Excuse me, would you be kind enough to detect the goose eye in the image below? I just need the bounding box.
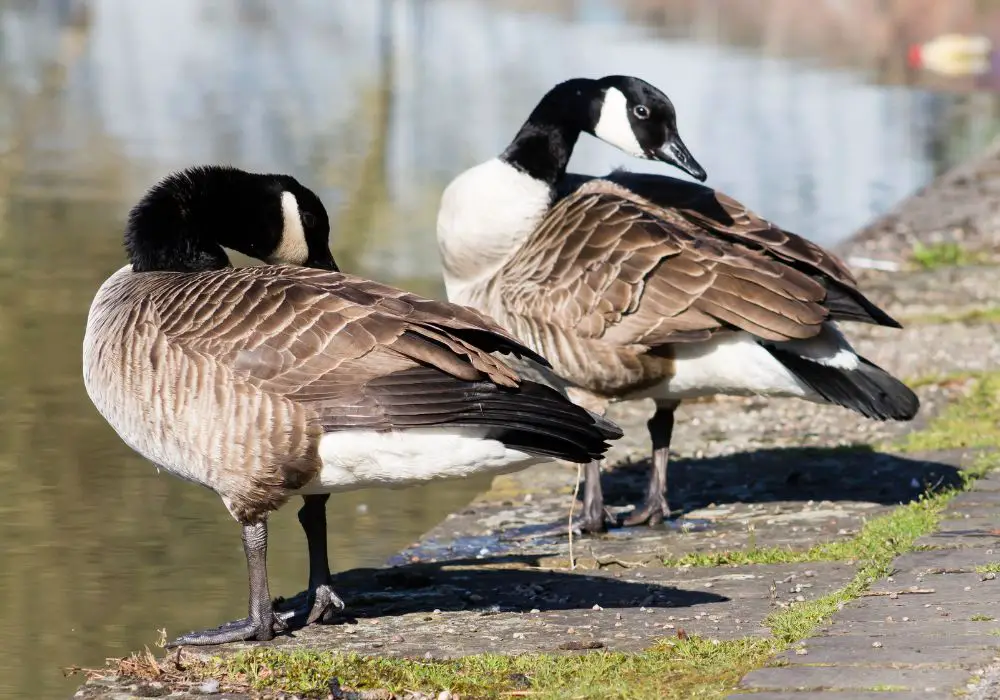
[633,105,650,120]
[301,212,317,228]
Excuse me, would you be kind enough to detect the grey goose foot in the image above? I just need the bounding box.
[165,610,290,647]
[274,580,347,625]
[306,583,346,624]
[620,492,671,527]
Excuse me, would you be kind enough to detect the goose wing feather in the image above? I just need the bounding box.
[143,265,549,431]
[499,182,832,348]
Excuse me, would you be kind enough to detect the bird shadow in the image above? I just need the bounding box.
[596,445,964,519]
[276,553,728,630]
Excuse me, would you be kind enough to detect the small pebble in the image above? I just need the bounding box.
[902,617,910,622]
[198,680,220,694]
[985,572,997,581]
[390,635,405,643]
[592,604,603,611]
[433,609,442,614]
[513,632,525,639]
[795,648,809,656]
[889,592,898,599]
[438,692,453,700]
[872,641,883,648]
[530,608,540,614]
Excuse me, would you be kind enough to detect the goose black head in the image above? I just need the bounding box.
[588,75,707,182]
[125,165,339,273]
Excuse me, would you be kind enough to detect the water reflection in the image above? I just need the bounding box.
[2,1,1000,697]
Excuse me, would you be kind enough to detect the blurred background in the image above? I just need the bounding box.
[2,0,1000,696]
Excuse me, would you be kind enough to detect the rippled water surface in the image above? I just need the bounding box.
[3,1,1000,696]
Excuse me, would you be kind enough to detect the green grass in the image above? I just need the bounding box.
[976,562,1000,574]
[970,614,995,622]
[895,372,1000,453]
[663,490,945,569]
[903,306,1000,326]
[201,637,774,700]
[910,241,984,270]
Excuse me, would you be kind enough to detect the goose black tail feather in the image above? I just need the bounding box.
[327,367,623,464]
[766,347,919,421]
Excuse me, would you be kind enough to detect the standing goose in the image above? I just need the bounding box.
[436,76,919,533]
[83,165,622,646]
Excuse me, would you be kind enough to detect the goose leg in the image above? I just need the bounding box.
[166,520,288,646]
[296,494,345,624]
[621,401,679,527]
[579,460,616,533]
[518,461,615,539]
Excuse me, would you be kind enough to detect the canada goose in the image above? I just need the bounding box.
[436,76,919,533]
[83,165,622,645]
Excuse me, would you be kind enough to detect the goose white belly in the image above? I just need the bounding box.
[297,426,542,494]
[637,332,826,401]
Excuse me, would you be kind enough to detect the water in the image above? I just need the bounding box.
[2,1,1000,696]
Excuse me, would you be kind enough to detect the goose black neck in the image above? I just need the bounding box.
[500,78,600,187]
[125,167,281,273]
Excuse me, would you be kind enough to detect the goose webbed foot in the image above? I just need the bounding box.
[307,582,346,624]
[275,580,347,625]
[165,610,290,647]
[620,493,671,527]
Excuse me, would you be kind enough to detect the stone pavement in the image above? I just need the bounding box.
[734,476,1000,698]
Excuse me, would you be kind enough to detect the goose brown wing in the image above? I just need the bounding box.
[144,266,562,432]
[597,172,857,283]
[499,188,832,348]
[592,172,899,328]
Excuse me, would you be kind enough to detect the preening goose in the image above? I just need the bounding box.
[83,165,622,646]
[436,76,919,533]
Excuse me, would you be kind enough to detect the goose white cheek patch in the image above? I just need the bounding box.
[271,191,310,265]
[594,87,645,158]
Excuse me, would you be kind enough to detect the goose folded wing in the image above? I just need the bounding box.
[598,171,860,288]
[151,266,556,431]
[498,191,833,349]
